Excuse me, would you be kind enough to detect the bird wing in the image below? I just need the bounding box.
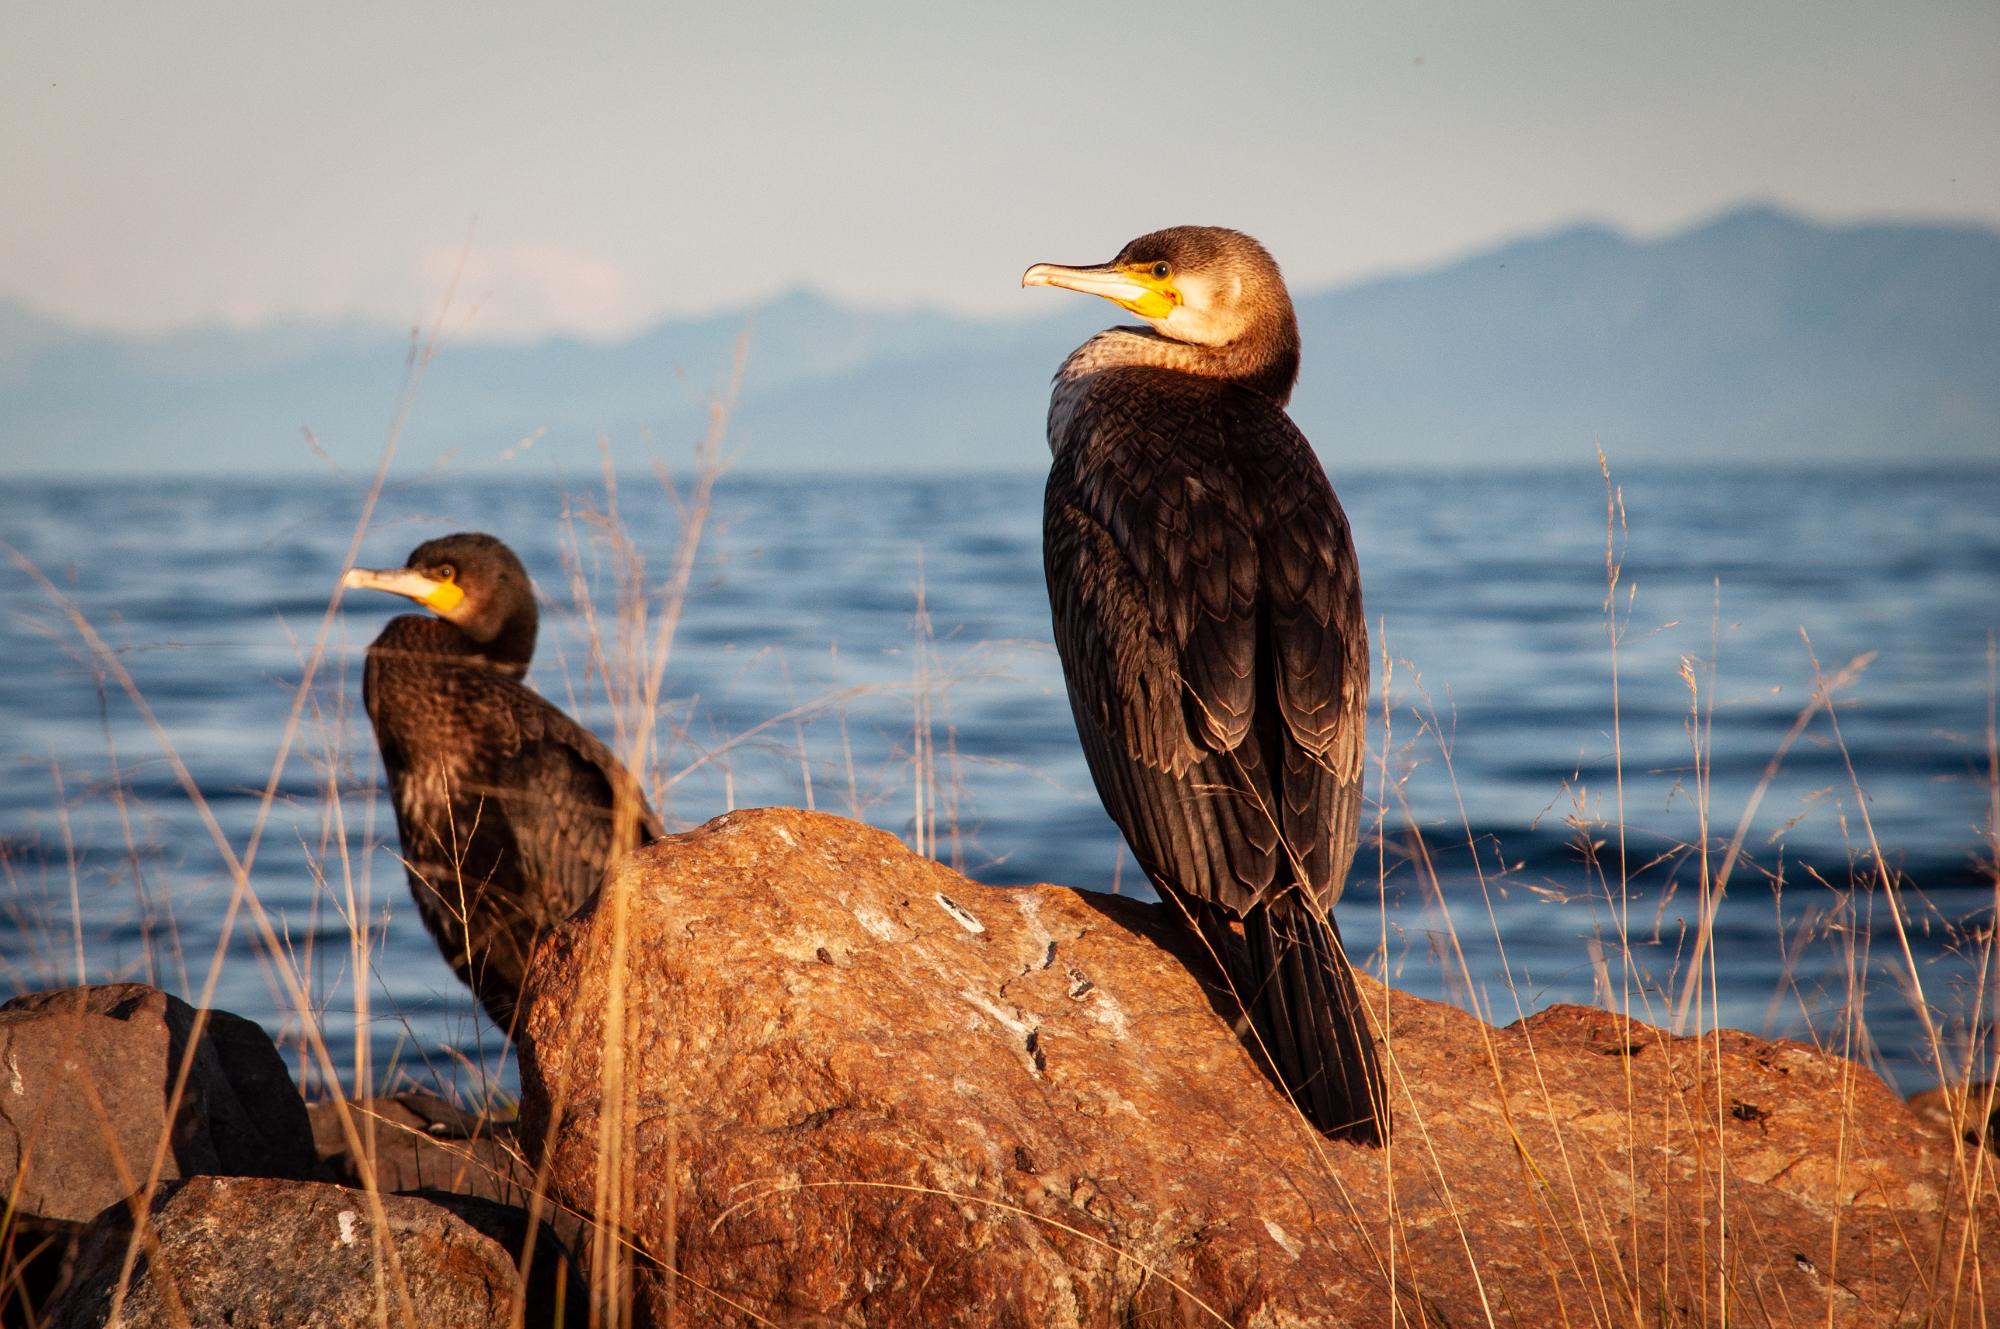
[1225,388,1370,902]
[363,630,663,1029]
[1045,368,1367,912]
[481,693,665,928]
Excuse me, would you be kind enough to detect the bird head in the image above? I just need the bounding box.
[1022,225,1296,352]
[343,532,538,667]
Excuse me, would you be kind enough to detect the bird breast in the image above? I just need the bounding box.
[1047,330,1203,456]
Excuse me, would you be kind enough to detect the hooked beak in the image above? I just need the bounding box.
[1022,262,1178,320]
[342,566,465,615]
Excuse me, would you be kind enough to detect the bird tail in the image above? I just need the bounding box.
[1227,898,1389,1144]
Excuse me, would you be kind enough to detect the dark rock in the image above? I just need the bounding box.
[0,985,314,1226]
[0,1213,85,1326]
[309,1092,586,1255]
[309,1092,529,1202]
[42,1175,570,1328]
[519,807,1998,1328]
[1908,1081,2000,1152]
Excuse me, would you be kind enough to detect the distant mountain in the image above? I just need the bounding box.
[3,206,1996,477]
[1303,206,2000,468]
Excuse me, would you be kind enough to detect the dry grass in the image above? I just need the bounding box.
[2,355,1995,1329]
[1323,457,2000,1329]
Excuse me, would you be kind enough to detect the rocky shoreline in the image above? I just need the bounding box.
[0,985,576,1326]
[3,808,1994,1326]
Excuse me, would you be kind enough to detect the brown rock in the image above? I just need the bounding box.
[0,985,315,1226]
[519,807,1997,1328]
[41,1175,573,1328]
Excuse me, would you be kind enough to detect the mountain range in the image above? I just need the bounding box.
[3,205,1996,477]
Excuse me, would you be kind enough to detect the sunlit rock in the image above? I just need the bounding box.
[520,807,1992,1327]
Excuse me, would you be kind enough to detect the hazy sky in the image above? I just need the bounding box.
[5,1,1996,339]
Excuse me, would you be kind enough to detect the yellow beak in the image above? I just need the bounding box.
[1022,262,1178,320]
[342,566,465,615]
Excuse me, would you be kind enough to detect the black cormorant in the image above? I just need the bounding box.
[342,532,662,1032]
[1025,227,1389,1143]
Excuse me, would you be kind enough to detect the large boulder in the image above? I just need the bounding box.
[519,807,1994,1328]
[0,984,315,1226]
[42,1175,572,1327]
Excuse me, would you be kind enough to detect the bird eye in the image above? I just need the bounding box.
[435,563,456,582]
[1151,262,1171,280]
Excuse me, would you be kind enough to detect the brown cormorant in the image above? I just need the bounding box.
[1025,227,1388,1143]
[343,532,662,1032]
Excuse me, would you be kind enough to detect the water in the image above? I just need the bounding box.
[2,466,1996,1098]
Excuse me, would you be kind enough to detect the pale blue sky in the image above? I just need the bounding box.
[4,1,1996,338]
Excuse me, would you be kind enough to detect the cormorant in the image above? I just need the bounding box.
[1024,227,1389,1143]
[342,532,662,1032]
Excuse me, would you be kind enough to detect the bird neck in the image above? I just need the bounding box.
[371,614,533,680]
[485,614,538,675]
[1059,324,1301,405]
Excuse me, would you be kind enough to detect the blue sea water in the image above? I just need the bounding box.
[1,465,1996,1098]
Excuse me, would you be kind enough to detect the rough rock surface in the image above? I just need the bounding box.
[520,808,1996,1328]
[0,984,315,1225]
[42,1175,571,1328]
